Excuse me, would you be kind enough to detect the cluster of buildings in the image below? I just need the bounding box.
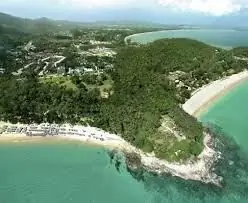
[9,39,115,78]
[0,68,5,74]
[81,47,117,57]
[0,123,121,142]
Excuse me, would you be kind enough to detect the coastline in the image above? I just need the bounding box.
[0,134,123,149]
[183,70,248,118]
[122,132,222,186]
[2,71,247,186]
[0,123,126,150]
[2,71,243,187]
[124,28,237,45]
[0,122,221,186]
[124,30,166,44]
[124,29,183,44]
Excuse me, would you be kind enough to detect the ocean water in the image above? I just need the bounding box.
[0,141,226,203]
[0,142,157,203]
[201,80,248,153]
[200,80,248,202]
[127,29,248,49]
[1,86,248,202]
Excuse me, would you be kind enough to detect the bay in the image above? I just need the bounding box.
[127,29,248,49]
[1,29,248,202]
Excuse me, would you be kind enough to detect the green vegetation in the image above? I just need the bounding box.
[232,47,248,58]
[0,13,247,162]
[0,13,63,34]
[0,75,101,125]
[94,39,247,161]
[41,76,78,91]
[41,74,113,94]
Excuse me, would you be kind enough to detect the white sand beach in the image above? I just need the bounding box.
[0,121,221,185]
[124,30,165,44]
[183,71,248,117]
[0,122,126,148]
[0,108,224,187]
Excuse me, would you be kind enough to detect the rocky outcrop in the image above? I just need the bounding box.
[108,131,222,187]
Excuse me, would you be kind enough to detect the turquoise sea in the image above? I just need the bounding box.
[1,79,248,202]
[1,31,248,202]
[127,29,248,49]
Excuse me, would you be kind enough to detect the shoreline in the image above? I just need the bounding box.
[124,29,183,44]
[183,70,248,118]
[0,123,126,150]
[124,28,237,45]
[124,30,167,44]
[122,132,222,186]
[2,69,242,187]
[0,122,221,186]
[0,135,123,149]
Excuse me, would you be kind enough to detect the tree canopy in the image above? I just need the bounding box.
[0,37,247,162]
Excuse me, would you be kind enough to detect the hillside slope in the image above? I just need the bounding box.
[95,38,247,161]
[0,12,68,34]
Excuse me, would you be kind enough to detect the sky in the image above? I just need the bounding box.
[0,0,248,23]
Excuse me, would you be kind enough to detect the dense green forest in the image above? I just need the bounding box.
[0,75,101,124]
[232,47,248,57]
[0,34,247,161]
[96,39,247,161]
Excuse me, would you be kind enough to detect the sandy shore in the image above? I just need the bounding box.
[124,30,168,44]
[183,71,248,117]
[0,135,50,144]
[0,134,125,149]
[58,135,127,150]
[0,125,221,185]
[124,31,153,44]
[0,114,223,186]
[56,132,222,186]
[0,131,126,149]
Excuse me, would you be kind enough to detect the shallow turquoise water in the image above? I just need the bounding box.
[127,29,248,49]
[201,80,248,153]
[200,80,248,202]
[0,143,158,203]
[1,83,248,202]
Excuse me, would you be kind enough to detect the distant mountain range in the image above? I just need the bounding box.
[0,10,247,37]
[0,12,71,34]
[0,12,169,35]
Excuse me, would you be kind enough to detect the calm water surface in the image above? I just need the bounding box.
[127,29,248,49]
[1,50,248,202]
[0,143,157,203]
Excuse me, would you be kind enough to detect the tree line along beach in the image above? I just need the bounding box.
[1,22,248,190]
[2,69,248,187]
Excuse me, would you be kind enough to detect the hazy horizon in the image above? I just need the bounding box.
[0,0,247,26]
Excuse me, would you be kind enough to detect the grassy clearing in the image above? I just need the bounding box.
[41,75,114,96]
[99,79,113,93]
[40,76,78,91]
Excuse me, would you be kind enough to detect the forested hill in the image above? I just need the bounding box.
[95,38,247,161]
[0,35,247,162]
[0,13,54,33]
[0,12,166,35]
[231,47,248,58]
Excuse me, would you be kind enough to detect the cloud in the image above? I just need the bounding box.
[1,0,248,16]
[58,0,248,15]
[58,0,139,8]
[158,0,247,15]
